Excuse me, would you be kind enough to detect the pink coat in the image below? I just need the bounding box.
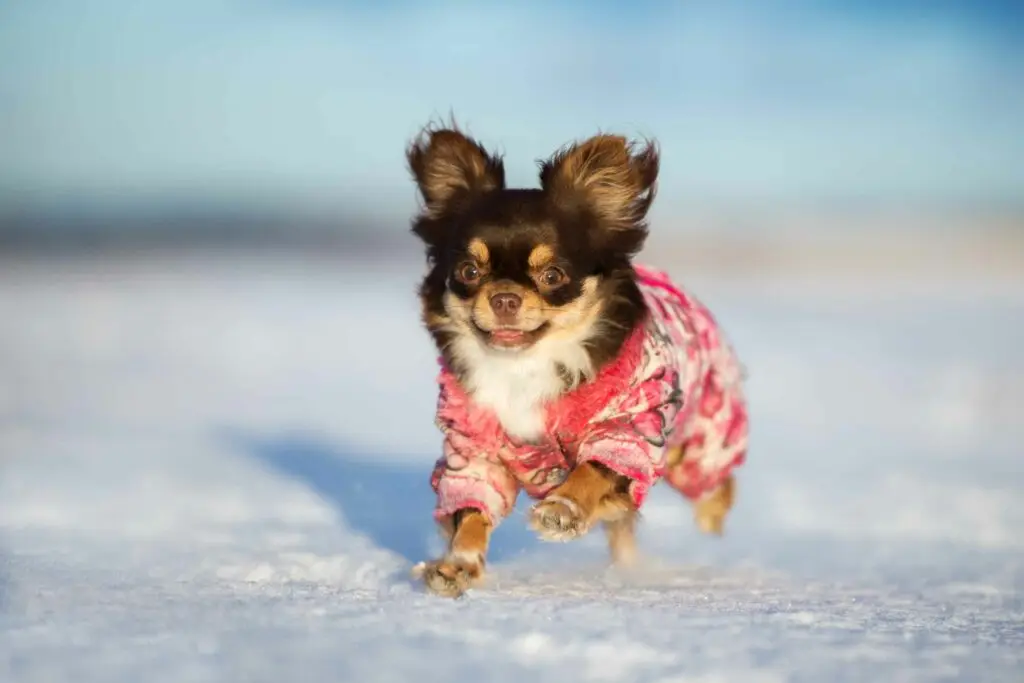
[430,265,749,527]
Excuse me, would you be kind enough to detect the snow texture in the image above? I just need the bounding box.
[2,252,1022,682]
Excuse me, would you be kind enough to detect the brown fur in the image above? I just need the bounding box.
[528,462,635,540]
[412,509,492,598]
[693,475,736,536]
[406,121,736,598]
[540,134,659,255]
[407,124,506,222]
[441,275,604,346]
[604,510,639,567]
[467,238,490,264]
[408,122,650,382]
[663,443,736,535]
[527,244,556,269]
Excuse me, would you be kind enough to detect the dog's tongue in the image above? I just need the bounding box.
[490,329,526,345]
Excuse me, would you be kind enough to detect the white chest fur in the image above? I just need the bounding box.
[451,333,594,442]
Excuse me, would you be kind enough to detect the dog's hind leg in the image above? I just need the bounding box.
[692,474,735,536]
[603,508,639,567]
[664,443,738,536]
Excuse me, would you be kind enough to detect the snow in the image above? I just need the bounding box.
[2,251,1022,682]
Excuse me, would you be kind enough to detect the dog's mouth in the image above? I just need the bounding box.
[472,321,549,350]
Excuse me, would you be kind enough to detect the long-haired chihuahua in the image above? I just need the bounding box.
[407,122,749,597]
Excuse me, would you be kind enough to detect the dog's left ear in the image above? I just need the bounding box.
[540,134,659,254]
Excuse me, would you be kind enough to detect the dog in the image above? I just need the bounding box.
[406,122,749,597]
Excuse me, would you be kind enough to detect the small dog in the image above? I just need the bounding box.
[407,122,748,597]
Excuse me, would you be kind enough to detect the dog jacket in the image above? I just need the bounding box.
[430,264,748,527]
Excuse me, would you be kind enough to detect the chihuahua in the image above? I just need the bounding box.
[407,123,748,597]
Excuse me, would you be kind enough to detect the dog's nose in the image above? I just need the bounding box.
[489,292,522,318]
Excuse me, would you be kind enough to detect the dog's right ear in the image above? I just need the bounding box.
[407,126,505,242]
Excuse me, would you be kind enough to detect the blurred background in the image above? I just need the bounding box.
[2,0,1022,271]
[2,0,1023,585]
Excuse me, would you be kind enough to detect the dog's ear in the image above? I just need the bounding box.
[540,134,659,254]
[407,125,505,228]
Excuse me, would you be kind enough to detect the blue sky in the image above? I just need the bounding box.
[1,0,1022,219]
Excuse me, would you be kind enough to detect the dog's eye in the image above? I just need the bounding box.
[455,262,481,284]
[539,266,567,288]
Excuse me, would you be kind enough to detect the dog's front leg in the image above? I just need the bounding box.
[413,508,491,598]
[529,462,634,543]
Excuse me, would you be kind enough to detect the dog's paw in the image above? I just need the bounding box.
[411,555,482,598]
[529,496,589,542]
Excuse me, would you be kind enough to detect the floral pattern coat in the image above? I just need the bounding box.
[430,265,749,527]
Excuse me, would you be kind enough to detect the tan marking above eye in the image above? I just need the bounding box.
[467,238,490,264]
[527,244,556,269]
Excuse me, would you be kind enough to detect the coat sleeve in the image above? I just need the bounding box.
[574,365,684,508]
[429,375,519,531]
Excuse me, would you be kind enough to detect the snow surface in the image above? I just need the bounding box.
[1,251,1022,682]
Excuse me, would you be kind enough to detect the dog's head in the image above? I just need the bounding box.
[408,123,659,382]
